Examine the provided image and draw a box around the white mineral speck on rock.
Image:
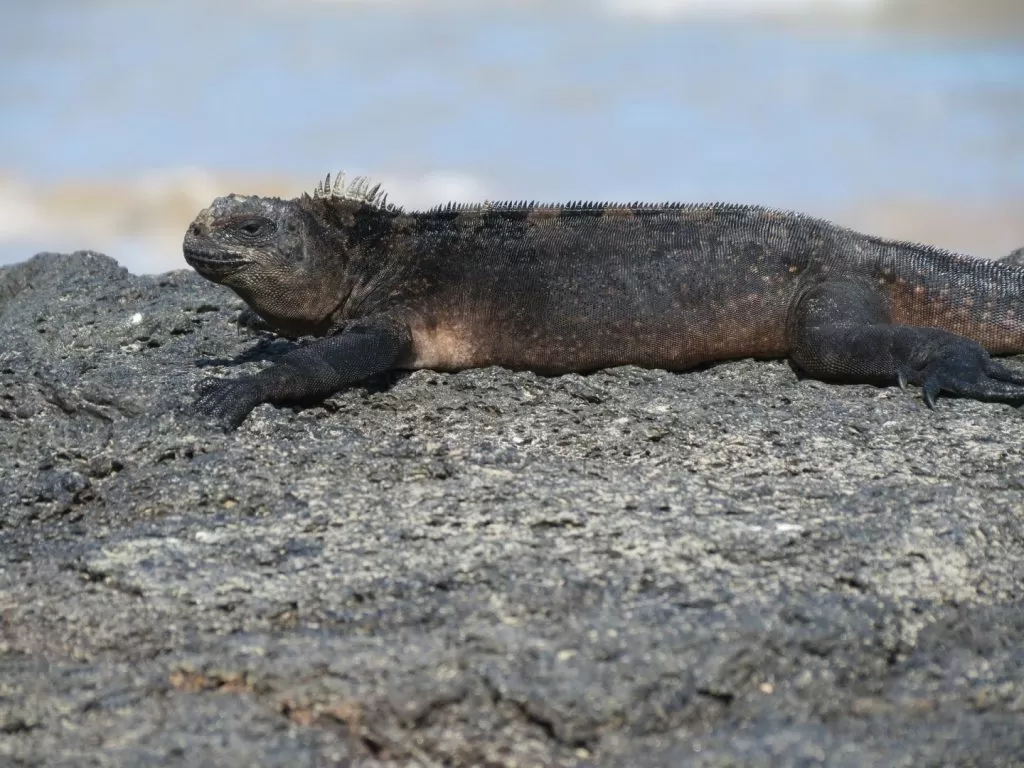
[130,312,143,325]
[776,523,804,533]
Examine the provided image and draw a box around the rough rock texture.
[2,251,1024,767]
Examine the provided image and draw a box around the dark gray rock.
[3,251,1024,767]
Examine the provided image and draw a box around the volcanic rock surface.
[2,252,1023,766]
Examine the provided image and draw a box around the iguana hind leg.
[788,279,1024,407]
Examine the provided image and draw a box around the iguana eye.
[237,218,275,238]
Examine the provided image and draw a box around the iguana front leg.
[195,315,412,427]
[788,280,1024,407]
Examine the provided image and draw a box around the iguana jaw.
[182,241,250,280]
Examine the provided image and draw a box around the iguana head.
[183,174,399,336]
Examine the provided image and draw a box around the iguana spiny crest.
[310,171,400,214]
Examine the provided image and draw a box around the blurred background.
[1,0,1022,274]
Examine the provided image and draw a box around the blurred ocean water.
[0,0,1022,272]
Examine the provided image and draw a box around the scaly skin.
[182,174,1024,427]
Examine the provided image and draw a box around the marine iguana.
[183,173,1024,427]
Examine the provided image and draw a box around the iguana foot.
[897,341,1024,408]
[193,377,264,428]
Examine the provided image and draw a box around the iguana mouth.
[183,247,249,278]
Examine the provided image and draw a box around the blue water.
[1,2,1023,210]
